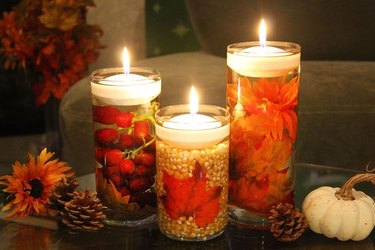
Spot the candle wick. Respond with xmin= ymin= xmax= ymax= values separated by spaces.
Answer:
xmin=125 ymin=66 xmax=130 ymax=80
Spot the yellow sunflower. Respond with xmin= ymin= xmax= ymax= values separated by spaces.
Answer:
xmin=0 ymin=148 xmax=73 ymax=218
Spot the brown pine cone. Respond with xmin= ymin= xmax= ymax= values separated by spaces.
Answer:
xmin=268 ymin=203 xmax=308 ymax=242
xmin=61 ymin=190 xmax=106 ymax=233
xmin=47 ymin=177 xmax=79 ymax=215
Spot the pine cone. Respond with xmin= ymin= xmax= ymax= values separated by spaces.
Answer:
xmin=268 ymin=203 xmax=308 ymax=242
xmin=61 ymin=190 xmax=106 ymax=233
xmin=47 ymin=177 xmax=79 ymax=215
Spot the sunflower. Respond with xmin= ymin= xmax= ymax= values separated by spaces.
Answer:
xmin=0 ymin=148 xmax=73 ymax=218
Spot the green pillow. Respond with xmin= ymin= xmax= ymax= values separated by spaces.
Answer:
xmin=146 ymin=0 xmax=200 ymax=57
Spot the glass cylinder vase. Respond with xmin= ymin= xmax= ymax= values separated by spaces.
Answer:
xmin=90 ymin=67 xmax=161 ymax=227
xmin=226 ymin=41 xmax=301 ymax=228
xmin=155 ymin=105 xmax=230 ymax=241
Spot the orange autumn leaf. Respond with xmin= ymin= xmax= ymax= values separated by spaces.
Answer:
xmin=39 ymin=1 xmax=79 ymax=31
xmin=161 ymin=161 xmax=222 ymax=228
xmin=267 ymin=169 xmax=294 ymax=203
xmin=229 ymin=171 xmax=294 ymax=216
xmin=230 ymin=118 xmax=292 ymax=176
xmin=95 ymin=168 xmax=130 ymax=209
xmin=230 ymin=117 xmax=266 ymax=175
xmin=251 ymin=136 xmax=293 ymax=172
xmin=229 ymin=175 xmax=270 ymax=215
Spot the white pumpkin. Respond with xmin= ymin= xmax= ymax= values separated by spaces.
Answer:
xmin=302 ymin=173 xmax=375 ymax=241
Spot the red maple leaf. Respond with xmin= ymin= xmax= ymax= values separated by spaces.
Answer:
xmin=161 ymin=161 xmax=222 ymax=228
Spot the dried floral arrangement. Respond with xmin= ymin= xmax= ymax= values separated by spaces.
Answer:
xmin=0 ymin=0 xmax=103 ymax=105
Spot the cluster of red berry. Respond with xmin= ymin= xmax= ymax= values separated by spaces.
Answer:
xmin=93 ymin=105 xmax=156 ymax=208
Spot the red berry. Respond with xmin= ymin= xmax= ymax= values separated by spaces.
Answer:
xmin=119 ymin=159 xmax=135 ymax=175
xmin=129 ymin=177 xmax=154 ymax=192
xmin=134 ymin=151 xmax=155 ymax=167
xmin=93 ymin=105 xmax=120 ymax=124
xmin=104 ymin=149 xmax=123 ymax=165
xmin=102 ymin=165 xmax=120 ymax=179
xmin=108 ymin=174 xmax=123 ymax=187
xmin=115 ymin=112 xmax=134 ymax=128
xmin=134 ymin=165 xmax=156 ymax=177
xmin=117 ymin=133 xmax=133 ymax=149
xmin=95 ymin=128 xmax=119 ymax=144
xmin=134 ymin=121 xmax=150 ymax=145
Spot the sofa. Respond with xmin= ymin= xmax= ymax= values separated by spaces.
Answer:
xmin=60 ymin=0 xmax=375 ymax=176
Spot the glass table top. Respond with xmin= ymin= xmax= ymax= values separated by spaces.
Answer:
xmin=0 ymin=163 xmax=374 ymax=250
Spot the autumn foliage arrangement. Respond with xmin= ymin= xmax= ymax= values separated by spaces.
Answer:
xmin=227 ymin=76 xmax=299 ymax=216
xmin=0 ymin=0 xmax=103 ymax=105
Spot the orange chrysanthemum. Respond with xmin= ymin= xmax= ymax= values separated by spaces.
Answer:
xmin=0 ymin=148 xmax=73 ymax=218
xmin=227 ymin=76 xmax=299 ymax=140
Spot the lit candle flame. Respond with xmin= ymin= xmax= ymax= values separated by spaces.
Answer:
xmin=259 ymin=19 xmax=266 ymax=47
xmin=122 ymin=47 xmax=130 ymax=76
xmin=189 ymin=86 xmax=199 ymax=115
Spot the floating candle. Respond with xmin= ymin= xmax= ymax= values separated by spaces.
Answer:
xmin=227 ymin=19 xmax=300 ymax=77
xmin=90 ymin=47 xmax=161 ymax=105
xmin=156 ymin=86 xmax=229 ymax=149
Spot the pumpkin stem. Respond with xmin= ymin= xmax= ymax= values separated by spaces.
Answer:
xmin=366 ymin=161 xmax=375 ymax=173
xmin=335 ymin=172 xmax=375 ymax=200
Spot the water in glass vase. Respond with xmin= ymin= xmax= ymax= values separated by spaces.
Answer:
xmin=226 ymin=66 xmax=299 ymax=228
xmin=92 ymin=97 xmax=160 ymax=226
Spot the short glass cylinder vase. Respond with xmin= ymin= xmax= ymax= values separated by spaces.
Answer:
xmin=226 ymin=41 xmax=301 ymax=228
xmin=90 ymin=67 xmax=161 ymax=227
xmin=155 ymin=105 xmax=230 ymax=241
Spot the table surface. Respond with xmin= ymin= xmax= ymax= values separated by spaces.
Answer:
xmin=0 ymin=163 xmax=374 ymax=250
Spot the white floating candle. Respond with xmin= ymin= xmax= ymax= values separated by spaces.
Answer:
xmin=227 ymin=19 xmax=300 ymax=77
xmin=156 ymin=87 xmax=229 ymax=149
xmin=90 ymin=47 xmax=161 ymax=105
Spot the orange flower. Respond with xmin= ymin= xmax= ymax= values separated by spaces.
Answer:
xmin=0 ymin=149 xmax=73 ymax=218
xmin=227 ymin=76 xmax=299 ymax=140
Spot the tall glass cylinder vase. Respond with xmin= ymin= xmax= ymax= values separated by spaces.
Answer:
xmin=226 ymin=41 xmax=301 ymax=228
xmin=155 ymin=105 xmax=230 ymax=241
xmin=90 ymin=67 xmax=161 ymax=226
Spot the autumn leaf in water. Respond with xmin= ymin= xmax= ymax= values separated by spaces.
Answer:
xmin=229 ymin=175 xmax=270 ymax=215
xmin=161 ymin=161 xmax=222 ymax=228
xmin=95 ymin=168 xmax=130 ymax=209
xmin=229 ymin=170 xmax=294 ymax=216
